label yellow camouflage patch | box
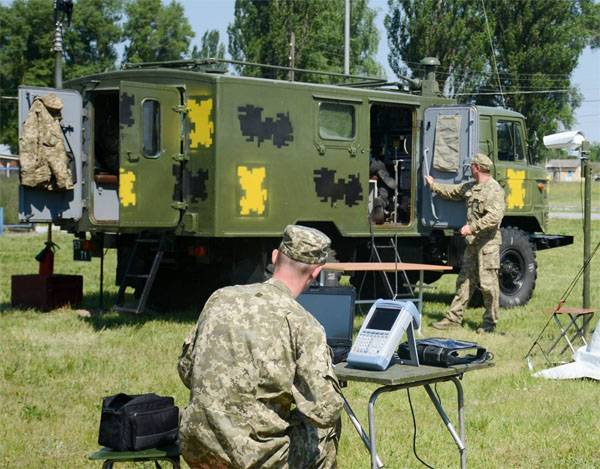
[238,166,267,216]
[506,169,526,209]
[188,98,214,149]
[119,169,136,207]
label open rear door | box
[18,86,83,222]
[421,105,478,229]
[118,82,182,228]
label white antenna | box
[480,0,506,107]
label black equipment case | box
[98,393,178,451]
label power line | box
[455,89,570,96]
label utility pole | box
[344,0,350,76]
[582,143,591,310]
[288,31,295,82]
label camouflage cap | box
[279,225,331,265]
[472,153,494,171]
[40,94,63,112]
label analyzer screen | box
[365,308,400,331]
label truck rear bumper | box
[529,233,574,251]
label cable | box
[407,388,435,468]
[455,89,570,96]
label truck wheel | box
[499,227,537,308]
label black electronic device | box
[297,286,356,364]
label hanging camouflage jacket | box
[19,94,74,190]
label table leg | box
[368,387,393,469]
[418,270,424,316]
[341,394,384,468]
[424,383,466,469]
[451,377,466,469]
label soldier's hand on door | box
[459,225,473,237]
[425,175,434,187]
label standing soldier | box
[425,153,506,333]
[178,225,343,469]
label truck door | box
[119,81,182,228]
[421,106,478,229]
[18,86,83,222]
[493,118,532,212]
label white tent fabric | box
[535,325,600,380]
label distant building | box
[0,145,19,177]
[546,159,582,182]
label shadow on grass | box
[79,290,200,330]
[423,291,456,304]
[81,307,199,331]
[0,292,200,328]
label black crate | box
[11,274,83,311]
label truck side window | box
[319,102,355,140]
[143,99,161,157]
[497,120,525,162]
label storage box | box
[11,274,83,311]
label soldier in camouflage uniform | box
[178,225,344,469]
[425,153,506,333]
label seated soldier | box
[178,225,344,469]
[370,157,397,223]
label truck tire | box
[499,227,537,308]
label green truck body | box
[18,61,571,308]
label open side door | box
[118,82,182,228]
[421,105,478,229]
[18,86,83,222]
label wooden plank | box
[544,306,597,315]
[323,262,453,272]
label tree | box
[589,143,600,162]
[385,0,489,95]
[191,30,226,60]
[122,0,194,64]
[228,0,382,81]
[386,0,600,159]
[0,0,122,150]
[64,0,123,78]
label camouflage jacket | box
[431,177,506,247]
[19,97,73,190]
[178,278,343,469]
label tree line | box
[1,0,599,156]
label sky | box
[181,0,600,143]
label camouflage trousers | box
[446,243,500,327]
[288,413,341,469]
[183,415,341,469]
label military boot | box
[476,323,496,334]
[431,318,462,330]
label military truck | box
[17,58,572,311]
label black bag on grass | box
[398,338,491,367]
[98,393,178,451]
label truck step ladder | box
[358,234,415,301]
[113,234,166,314]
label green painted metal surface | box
[62,68,548,239]
[119,81,181,228]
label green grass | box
[548,180,600,212]
[0,176,19,224]
[2,219,600,468]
